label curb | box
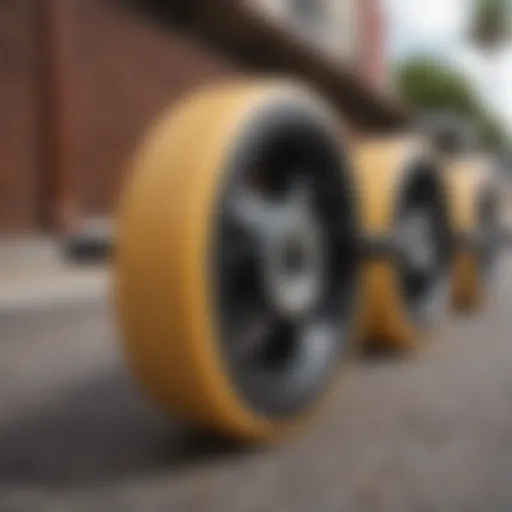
[0,270,109,314]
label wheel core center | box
[265,214,324,319]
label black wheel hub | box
[212,102,358,418]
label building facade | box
[0,0,388,233]
[250,0,387,89]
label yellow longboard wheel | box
[114,80,359,442]
[446,157,501,311]
[353,137,452,352]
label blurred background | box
[1,0,511,237]
[0,1,512,511]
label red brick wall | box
[0,0,40,232]
[359,0,387,92]
[73,0,239,217]
[0,0,238,232]
[0,0,388,232]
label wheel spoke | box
[293,316,339,378]
[296,316,338,349]
[229,175,316,243]
[229,186,280,240]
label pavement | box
[2,239,512,511]
[0,236,108,313]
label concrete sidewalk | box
[0,236,109,313]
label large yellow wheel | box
[445,157,501,311]
[352,137,452,352]
[114,80,359,442]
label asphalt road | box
[2,257,512,511]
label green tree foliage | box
[471,0,511,49]
[395,57,507,149]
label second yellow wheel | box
[114,80,360,442]
[352,137,452,352]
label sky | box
[382,0,512,136]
